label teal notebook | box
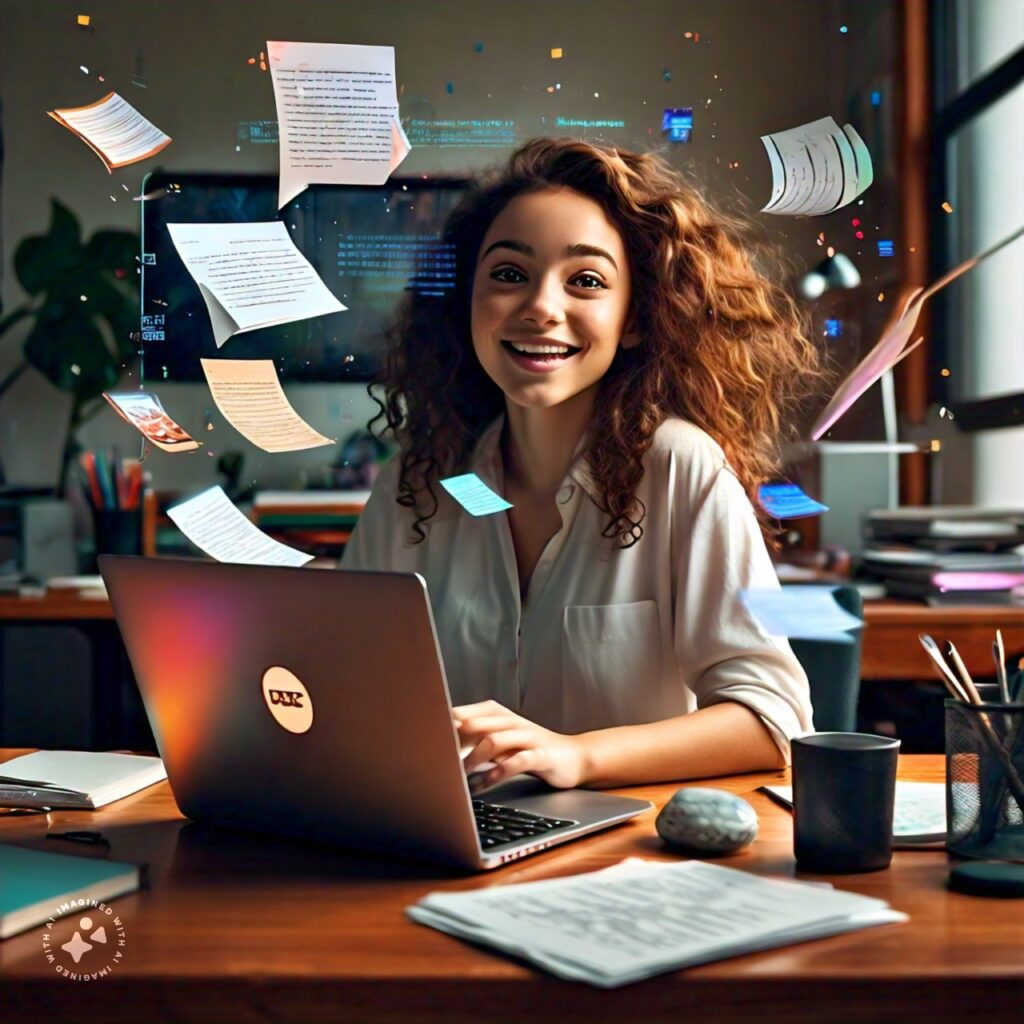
[0,844,141,940]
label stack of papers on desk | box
[408,858,906,987]
[0,751,166,810]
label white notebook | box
[0,751,166,810]
[760,782,947,843]
[408,858,906,987]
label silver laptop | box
[99,556,651,870]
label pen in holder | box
[946,699,1024,863]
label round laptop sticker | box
[261,666,313,734]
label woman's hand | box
[453,700,587,790]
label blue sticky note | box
[440,473,513,517]
[758,483,829,519]
[741,586,862,643]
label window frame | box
[930,2,1024,430]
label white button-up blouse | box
[341,415,813,761]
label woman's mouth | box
[501,339,581,373]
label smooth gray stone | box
[655,787,759,855]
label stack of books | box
[861,507,1024,605]
[250,490,370,559]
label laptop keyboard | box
[472,799,578,849]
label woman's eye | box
[490,265,526,284]
[570,272,607,290]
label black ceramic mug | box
[792,732,900,873]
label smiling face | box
[470,187,634,411]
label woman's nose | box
[517,275,564,326]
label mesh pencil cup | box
[946,699,1024,863]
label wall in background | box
[0,0,903,498]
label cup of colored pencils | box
[79,450,144,557]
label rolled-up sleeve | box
[672,462,814,763]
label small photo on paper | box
[103,391,200,453]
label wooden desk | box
[4,590,1023,683]
[860,601,1024,680]
[0,589,115,621]
[1,752,1018,1023]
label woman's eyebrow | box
[565,243,618,271]
[480,239,534,260]
[480,239,618,271]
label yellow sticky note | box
[550,47,563,59]
[77,14,90,25]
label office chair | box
[787,585,864,733]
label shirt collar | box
[469,413,602,505]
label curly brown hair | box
[370,137,823,545]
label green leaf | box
[13,200,84,294]
[85,230,139,273]
[23,308,119,398]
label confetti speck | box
[840,25,848,33]
[877,292,885,302]
[941,368,951,377]
[550,47,563,59]
[77,14,90,26]
[941,201,954,214]
[80,65,89,74]
[79,294,88,302]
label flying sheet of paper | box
[758,483,828,519]
[811,224,1024,439]
[168,486,313,567]
[201,358,334,453]
[47,92,171,172]
[166,221,345,348]
[760,116,872,216]
[268,40,411,208]
[440,473,513,517]
[408,858,905,988]
[741,586,863,643]
[103,391,200,453]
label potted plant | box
[0,199,139,490]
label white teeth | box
[509,342,574,355]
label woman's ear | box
[620,313,642,350]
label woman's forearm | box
[575,701,787,789]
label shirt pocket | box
[561,600,662,732]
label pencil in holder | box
[946,698,1024,863]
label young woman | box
[342,138,822,791]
